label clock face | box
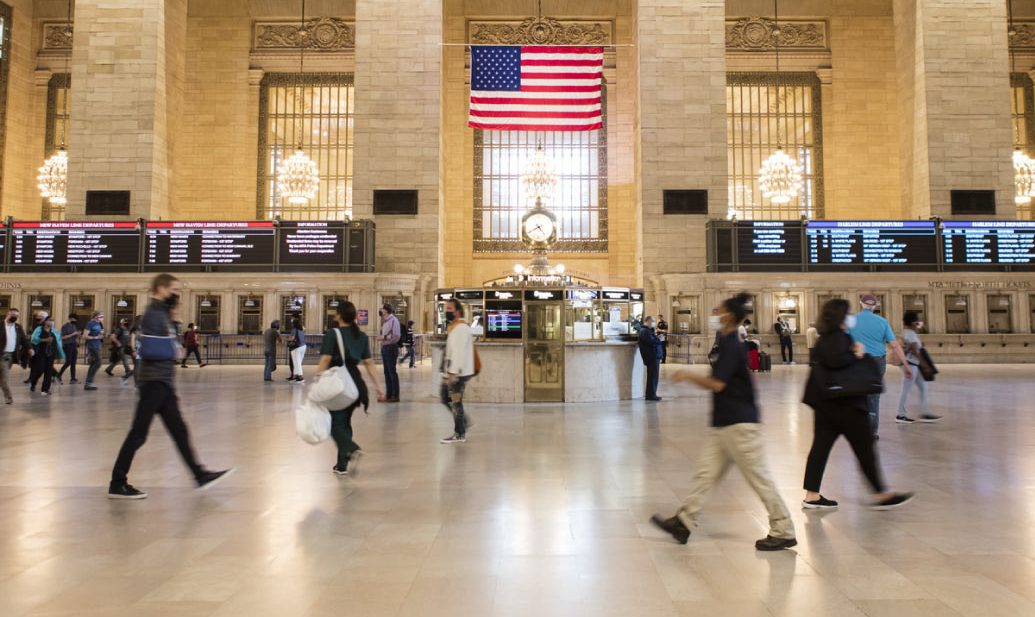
[523,213,555,244]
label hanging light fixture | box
[757,0,805,207]
[276,0,320,205]
[521,143,558,206]
[38,0,73,206]
[1008,0,1035,205]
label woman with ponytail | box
[315,301,385,476]
[651,292,797,551]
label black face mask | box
[445,311,456,323]
[164,293,180,308]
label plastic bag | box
[308,366,358,410]
[295,397,331,445]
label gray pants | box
[0,353,14,402]
[867,356,887,434]
[85,347,102,385]
[677,423,795,541]
[897,363,930,417]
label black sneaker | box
[919,414,942,423]
[649,514,690,545]
[105,369,114,377]
[755,535,798,551]
[896,415,915,424]
[332,465,348,476]
[108,484,148,500]
[84,384,97,391]
[802,496,839,510]
[196,468,234,491]
[871,492,915,511]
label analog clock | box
[523,213,555,243]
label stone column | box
[66,0,186,220]
[637,0,727,279]
[351,0,441,280]
[893,0,1014,219]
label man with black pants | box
[399,320,417,368]
[774,317,794,365]
[657,315,669,364]
[1,309,31,405]
[83,311,105,391]
[262,320,280,382]
[57,313,80,384]
[108,273,232,500]
[638,315,662,401]
[377,304,401,402]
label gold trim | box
[254,18,355,51]
[469,17,612,45]
[726,17,827,51]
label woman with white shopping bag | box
[314,301,384,476]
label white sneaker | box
[440,434,467,444]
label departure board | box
[736,221,803,267]
[277,221,345,268]
[10,221,140,270]
[942,221,1035,268]
[145,221,276,269]
[806,221,938,267]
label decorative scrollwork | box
[725,17,826,51]
[255,17,355,51]
[1012,23,1035,49]
[470,17,610,46]
[42,23,73,51]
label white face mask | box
[708,315,723,331]
[844,314,858,330]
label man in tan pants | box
[651,293,796,551]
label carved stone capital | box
[1011,23,1035,49]
[254,17,355,51]
[726,17,826,51]
[469,17,611,46]
[41,22,73,51]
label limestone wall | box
[0,0,43,220]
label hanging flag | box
[468,45,603,131]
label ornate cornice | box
[726,17,826,51]
[1011,23,1035,49]
[41,22,73,51]
[469,17,611,46]
[254,17,355,51]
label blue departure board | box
[806,221,938,267]
[942,221,1035,267]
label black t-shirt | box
[711,330,759,426]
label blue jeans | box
[400,344,416,367]
[868,356,887,434]
[382,344,400,399]
[85,346,102,385]
[263,352,276,381]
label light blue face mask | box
[844,314,858,330]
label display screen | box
[942,221,1035,267]
[486,310,523,339]
[145,221,276,269]
[806,221,938,267]
[737,221,803,267]
[277,221,345,268]
[10,221,140,270]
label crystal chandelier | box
[277,0,319,205]
[759,148,805,205]
[1014,149,1035,204]
[38,1,72,206]
[521,144,558,206]
[757,0,805,206]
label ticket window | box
[381,295,410,326]
[870,293,888,318]
[774,294,801,334]
[196,295,221,334]
[111,295,136,328]
[602,301,631,337]
[945,294,971,334]
[903,294,929,334]
[324,295,348,331]
[987,294,1013,334]
[0,295,11,315]
[27,295,53,323]
[282,295,306,330]
[566,300,602,341]
[673,296,701,334]
[742,294,758,334]
[238,296,263,335]
[69,295,95,325]
[816,293,844,312]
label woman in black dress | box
[802,298,914,511]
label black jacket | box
[637,327,661,364]
[803,329,868,412]
[0,321,30,366]
[137,299,177,385]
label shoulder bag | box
[918,348,938,382]
[308,328,360,410]
[138,334,179,361]
[814,354,885,399]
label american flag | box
[468,45,603,131]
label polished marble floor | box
[1,362,1034,617]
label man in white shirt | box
[441,298,476,444]
[0,309,31,405]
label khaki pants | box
[677,423,795,540]
[0,353,13,402]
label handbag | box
[815,354,885,399]
[295,397,331,445]
[308,328,360,410]
[918,348,938,382]
[137,334,178,361]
